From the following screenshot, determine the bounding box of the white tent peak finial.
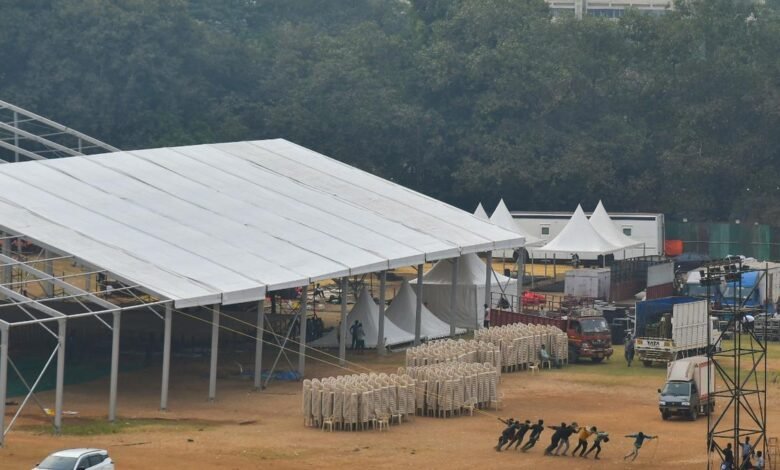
[588,200,642,250]
[473,202,489,221]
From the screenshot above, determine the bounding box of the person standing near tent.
[520,419,545,452]
[355,322,365,351]
[349,320,360,350]
[623,431,657,461]
[484,304,491,328]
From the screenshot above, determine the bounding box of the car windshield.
[685,284,709,298]
[580,318,609,333]
[38,456,77,470]
[721,284,755,302]
[662,382,691,397]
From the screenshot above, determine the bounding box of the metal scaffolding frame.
[703,259,771,470]
[0,99,118,163]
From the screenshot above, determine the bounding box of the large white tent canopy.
[532,204,623,256]
[0,139,524,308]
[588,200,644,250]
[415,253,518,329]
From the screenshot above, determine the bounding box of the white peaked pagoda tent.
[532,204,622,261]
[415,253,518,329]
[310,287,414,348]
[474,202,490,221]
[386,280,465,340]
[490,199,540,258]
[588,201,645,260]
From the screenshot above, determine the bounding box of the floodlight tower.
[703,258,769,470]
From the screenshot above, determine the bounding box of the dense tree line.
[2,0,779,222]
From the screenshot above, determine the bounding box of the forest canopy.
[2,0,779,221]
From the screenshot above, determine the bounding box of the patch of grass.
[19,417,215,436]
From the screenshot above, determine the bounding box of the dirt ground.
[2,341,778,470]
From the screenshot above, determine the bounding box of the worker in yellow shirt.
[572,425,597,457]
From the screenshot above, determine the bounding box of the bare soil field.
[2,341,779,470]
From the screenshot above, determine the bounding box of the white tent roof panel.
[532,204,623,256]
[0,139,524,307]
[589,201,644,250]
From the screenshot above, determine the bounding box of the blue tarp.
[635,296,700,337]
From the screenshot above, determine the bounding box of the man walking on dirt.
[625,335,635,367]
[623,431,657,461]
[520,420,545,452]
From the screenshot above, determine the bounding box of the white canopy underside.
[0,139,524,307]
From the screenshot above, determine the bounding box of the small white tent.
[415,253,518,329]
[310,287,414,348]
[532,204,622,260]
[490,199,538,258]
[588,201,644,259]
[386,280,465,340]
[473,202,490,221]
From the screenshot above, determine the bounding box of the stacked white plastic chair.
[402,362,499,417]
[405,339,501,371]
[302,373,415,431]
[474,323,568,371]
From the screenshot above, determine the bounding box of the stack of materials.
[405,338,502,371]
[302,373,415,430]
[474,323,568,371]
[402,362,499,417]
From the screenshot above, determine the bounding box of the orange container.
[665,239,683,256]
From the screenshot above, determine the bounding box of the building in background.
[548,0,670,19]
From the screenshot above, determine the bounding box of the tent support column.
[449,258,459,336]
[160,304,172,410]
[43,250,54,297]
[415,264,423,345]
[254,299,265,390]
[0,325,8,447]
[297,286,308,377]
[208,305,220,402]
[54,318,66,434]
[553,254,557,280]
[517,252,524,313]
[339,277,348,366]
[377,271,386,355]
[1,235,10,296]
[484,253,492,329]
[530,252,535,289]
[108,311,120,422]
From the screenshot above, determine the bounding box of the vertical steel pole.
[43,250,54,297]
[160,304,172,410]
[0,325,9,447]
[339,277,348,366]
[12,111,19,163]
[377,271,387,355]
[108,311,121,422]
[298,286,308,377]
[450,258,459,336]
[208,305,220,402]
[1,235,9,300]
[254,299,265,390]
[517,251,524,313]
[415,264,423,345]
[54,319,66,434]
[484,253,493,329]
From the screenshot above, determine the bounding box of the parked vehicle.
[34,448,114,470]
[683,260,780,313]
[658,356,715,421]
[496,310,614,363]
[634,297,717,366]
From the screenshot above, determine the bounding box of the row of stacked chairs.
[302,373,415,431]
[474,323,568,372]
[401,362,499,418]
[404,339,502,371]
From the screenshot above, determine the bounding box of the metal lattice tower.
[704,258,771,470]
[0,99,118,163]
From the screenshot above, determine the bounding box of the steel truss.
[703,258,771,470]
[0,235,167,447]
[0,99,118,163]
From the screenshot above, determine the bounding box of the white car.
[34,448,114,470]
